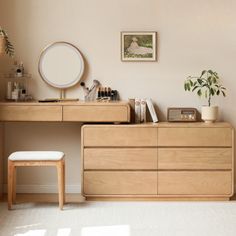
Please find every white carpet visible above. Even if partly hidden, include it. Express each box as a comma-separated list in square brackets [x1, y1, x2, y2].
[1, 201, 236, 236]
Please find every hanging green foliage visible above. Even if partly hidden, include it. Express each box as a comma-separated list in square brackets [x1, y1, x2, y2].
[0, 27, 14, 57]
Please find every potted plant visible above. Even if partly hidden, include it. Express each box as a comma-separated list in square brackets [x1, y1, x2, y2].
[0, 27, 14, 57]
[184, 69, 226, 123]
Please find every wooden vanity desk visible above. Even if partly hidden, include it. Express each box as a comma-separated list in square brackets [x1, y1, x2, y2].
[0, 101, 131, 123]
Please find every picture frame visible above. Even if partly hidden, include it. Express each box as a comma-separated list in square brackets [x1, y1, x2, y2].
[121, 31, 157, 62]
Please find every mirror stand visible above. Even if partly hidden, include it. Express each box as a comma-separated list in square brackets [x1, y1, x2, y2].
[60, 89, 65, 99]
[58, 89, 79, 102]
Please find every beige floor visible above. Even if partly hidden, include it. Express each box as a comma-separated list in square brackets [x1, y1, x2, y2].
[1, 194, 236, 236]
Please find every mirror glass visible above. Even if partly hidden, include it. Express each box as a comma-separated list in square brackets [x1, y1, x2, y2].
[38, 42, 84, 89]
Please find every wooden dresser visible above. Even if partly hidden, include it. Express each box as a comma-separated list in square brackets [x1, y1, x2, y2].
[81, 122, 234, 200]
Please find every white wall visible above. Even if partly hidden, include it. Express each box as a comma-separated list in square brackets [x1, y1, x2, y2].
[0, 0, 236, 192]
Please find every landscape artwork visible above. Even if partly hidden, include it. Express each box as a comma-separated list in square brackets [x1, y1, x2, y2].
[121, 32, 157, 61]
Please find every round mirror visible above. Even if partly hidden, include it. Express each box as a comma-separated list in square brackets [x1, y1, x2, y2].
[38, 42, 84, 89]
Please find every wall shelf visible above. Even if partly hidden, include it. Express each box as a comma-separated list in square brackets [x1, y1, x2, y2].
[0, 73, 32, 79]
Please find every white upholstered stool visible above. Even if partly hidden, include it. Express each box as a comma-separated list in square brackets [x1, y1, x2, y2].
[8, 151, 65, 210]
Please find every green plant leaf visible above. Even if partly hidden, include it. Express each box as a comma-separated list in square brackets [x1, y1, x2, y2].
[197, 79, 202, 85]
[210, 88, 215, 96]
[197, 89, 202, 96]
[187, 83, 191, 91]
[192, 86, 199, 92]
[212, 77, 217, 83]
[184, 83, 188, 91]
[207, 77, 212, 85]
[200, 70, 207, 78]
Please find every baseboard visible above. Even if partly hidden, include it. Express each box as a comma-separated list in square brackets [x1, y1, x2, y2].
[3, 184, 236, 195]
[3, 184, 81, 194]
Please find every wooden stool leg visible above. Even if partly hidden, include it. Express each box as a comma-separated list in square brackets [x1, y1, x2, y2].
[8, 160, 14, 210]
[12, 167, 17, 204]
[63, 160, 65, 204]
[57, 160, 64, 210]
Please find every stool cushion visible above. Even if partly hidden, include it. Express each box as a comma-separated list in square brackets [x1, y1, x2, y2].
[9, 151, 65, 161]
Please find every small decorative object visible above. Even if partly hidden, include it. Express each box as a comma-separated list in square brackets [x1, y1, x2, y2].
[15, 61, 24, 77]
[167, 107, 197, 122]
[184, 70, 226, 123]
[0, 27, 14, 57]
[121, 31, 157, 61]
[97, 87, 118, 101]
[80, 80, 100, 101]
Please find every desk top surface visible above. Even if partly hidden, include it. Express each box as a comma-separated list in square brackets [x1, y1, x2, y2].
[0, 101, 130, 106]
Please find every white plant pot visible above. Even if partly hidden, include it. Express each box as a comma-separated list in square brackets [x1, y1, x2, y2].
[201, 106, 218, 123]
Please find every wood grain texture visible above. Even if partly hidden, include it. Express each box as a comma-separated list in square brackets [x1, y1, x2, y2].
[81, 123, 234, 199]
[85, 197, 230, 201]
[0, 124, 3, 198]
[157, 148, 232, 170]
[8, 159, 65, 210]
[63, 104, 130, 122]
[82, 122, 232, 128]
[84, 148, 157, 170]
[7, 160, 14, 209]
[84, 171, 157, 195]
[157, 171, 232, 195]
[232, 129, 235, 195]
[0, 101, 130, 106]
[157, 127, 232, 147]
[0, 101, 130, 122]
[83, 127, 157, 147]
[56, 159, 65, 210]
[0, 105, 62, 121]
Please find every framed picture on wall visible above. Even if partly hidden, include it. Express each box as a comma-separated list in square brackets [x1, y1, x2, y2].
[121, 31, 157, 61]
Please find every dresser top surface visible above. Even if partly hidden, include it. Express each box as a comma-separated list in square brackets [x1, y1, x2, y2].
[83, 122, 233, 128]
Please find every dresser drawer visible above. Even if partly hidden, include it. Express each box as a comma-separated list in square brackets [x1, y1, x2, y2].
[83, 126, 157, 147]
[158, 148, 232, 170]
[158, 171, 232, 195]
[84, 171, 157, 195]
[63, 105, 130, 122]
[157, 128, 232, 147]
[84, 148, 157, 170]
[0, 105, 62, 121]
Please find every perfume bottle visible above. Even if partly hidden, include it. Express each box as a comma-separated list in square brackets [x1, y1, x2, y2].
[16, 62, 24, 77]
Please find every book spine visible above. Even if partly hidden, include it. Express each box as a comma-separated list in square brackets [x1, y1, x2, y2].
[135, 98, 141, 123]
[140, 99, 147, 123]
[128, 98, 135, 123]
[146, 98, 158, 123]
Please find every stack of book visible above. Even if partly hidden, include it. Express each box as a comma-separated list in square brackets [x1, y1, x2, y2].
[129, 98, 159, 123]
